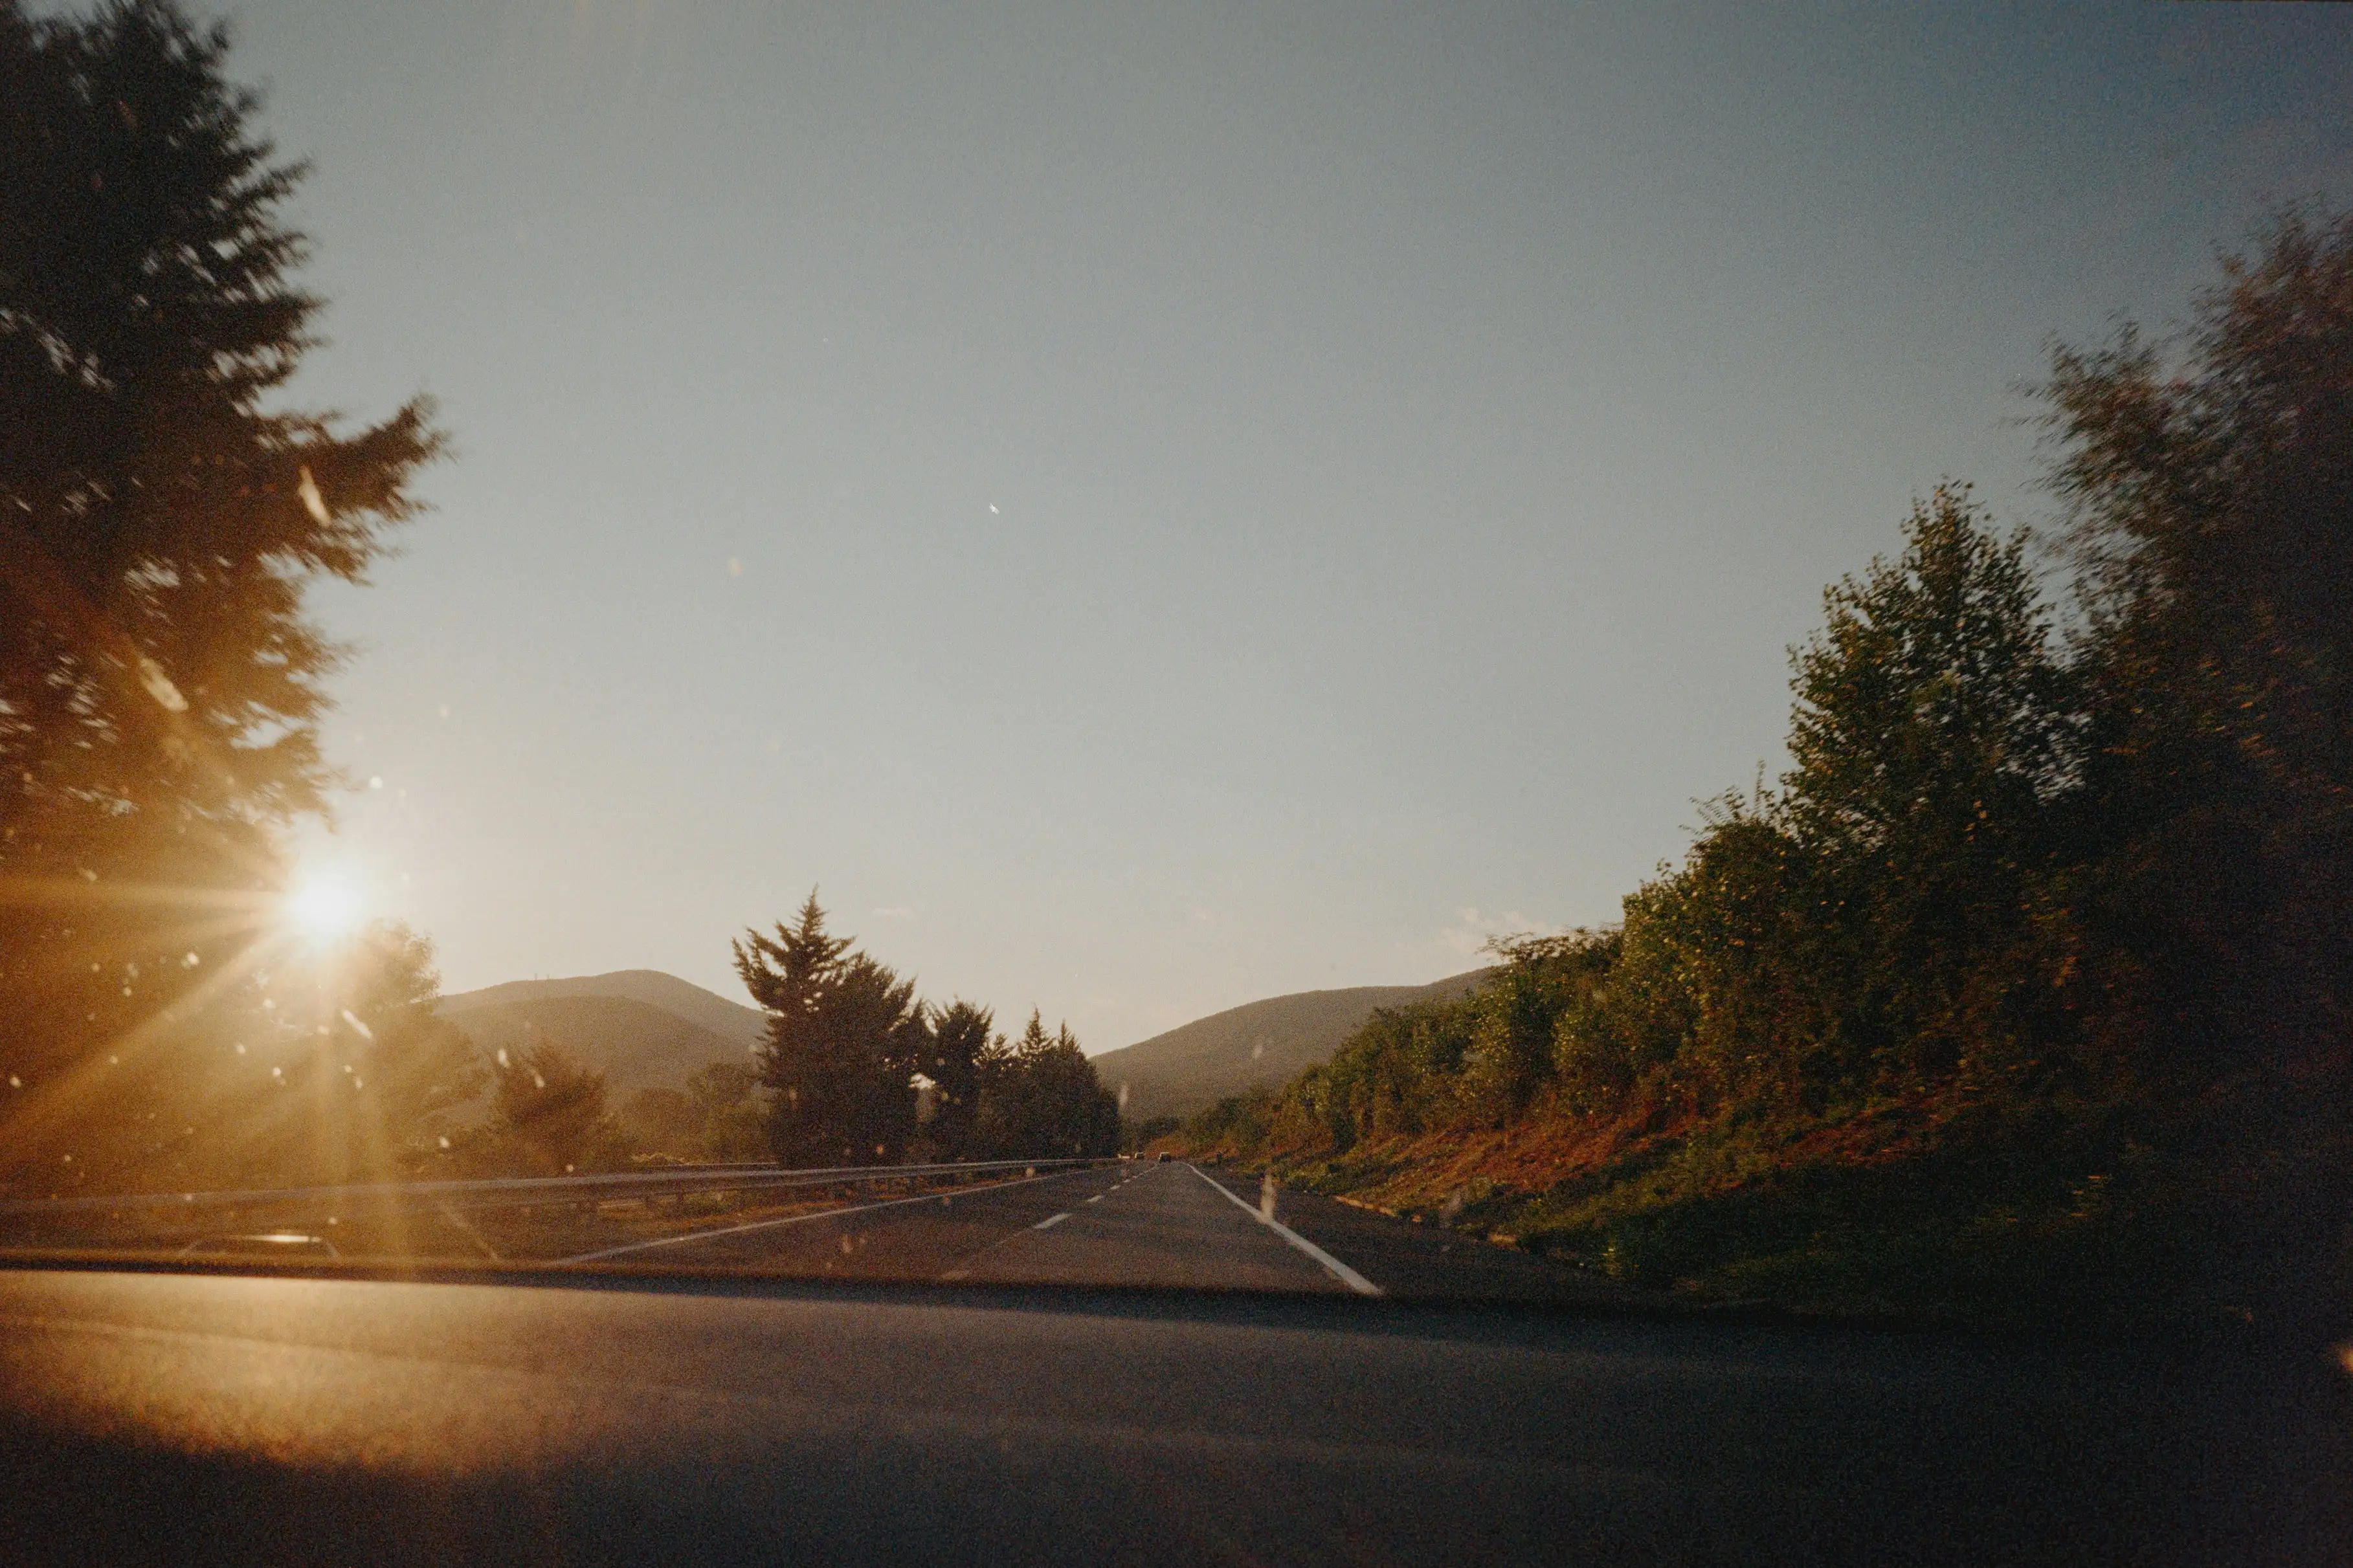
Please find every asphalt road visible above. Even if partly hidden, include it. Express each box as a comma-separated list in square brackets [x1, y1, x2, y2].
[0, 1257, 2342, 1565]
[1, 1164, 2342, 1562]
[563, 1158, 1636, 1305]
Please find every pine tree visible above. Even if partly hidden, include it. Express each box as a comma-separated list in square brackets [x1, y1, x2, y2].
[821, 953, 924, 1161]
[972, 1010, 1118, 1158]
[737, 893, 922, 1164]
[736, 893, 849, 1164]
[733, 892, 852, 1036]
[921, 999, 996, 1159]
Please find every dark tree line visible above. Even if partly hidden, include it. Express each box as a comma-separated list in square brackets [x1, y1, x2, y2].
[736, 896, 1119, 1165]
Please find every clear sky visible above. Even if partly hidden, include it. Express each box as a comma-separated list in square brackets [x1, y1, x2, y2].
[175, 1, 2352, 1048]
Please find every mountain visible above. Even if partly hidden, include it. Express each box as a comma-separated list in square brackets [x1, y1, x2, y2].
[440, 969, 766, 1050]
[432, 966, 1496, 1120]
[436, 971, 764, 1101]
[1089, 969, 1493, 1123]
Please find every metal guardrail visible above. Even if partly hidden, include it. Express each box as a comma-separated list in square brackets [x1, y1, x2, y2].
[0, 1157, 1112, 1222]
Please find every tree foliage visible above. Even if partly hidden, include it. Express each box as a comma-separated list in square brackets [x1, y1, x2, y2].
[487, 1039, 621, 1176]
[306, 923, 486, 1176]
[1261, 491, 2104, 1156]
[0, 0, 442, 1185]
[737, 893, 923, 1164]
[612, 1063, 771, 1162]
[686, 1061, 767, 1160]
[2045, 204, 2353, 1081]
[1234, 210, 2353, 1301]
[968, 1011, 1120, 1160]
[736, 894, 1117, 1164]
[1781, 487, 2080, 1085]
[919, 999, 996, 1158]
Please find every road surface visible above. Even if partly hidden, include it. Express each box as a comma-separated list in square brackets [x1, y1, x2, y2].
[559, 1158, 1621, 1303]
[0, 1251, 2341, 1563]
[0, 1163, 2341, 1563]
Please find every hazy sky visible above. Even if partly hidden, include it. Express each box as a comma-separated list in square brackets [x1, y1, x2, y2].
[174, 1, 2352, 1048]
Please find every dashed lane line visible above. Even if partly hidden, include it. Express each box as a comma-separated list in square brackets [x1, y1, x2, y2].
[941, 1162, 1159, 1281]
[557, 1167, 1104, 1264]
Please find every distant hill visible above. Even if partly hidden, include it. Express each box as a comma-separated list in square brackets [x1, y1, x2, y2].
[441, 969, 765, 1049]
[434, 967, 1497, 1120]
[437, 971, 764, 1101]
[1090, 970, 1494, 1122]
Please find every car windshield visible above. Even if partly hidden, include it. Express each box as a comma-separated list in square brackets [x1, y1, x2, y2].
[2, 0, 2350, 1340]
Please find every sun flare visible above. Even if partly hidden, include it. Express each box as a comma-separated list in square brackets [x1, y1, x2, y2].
[284, 868, 367, 945]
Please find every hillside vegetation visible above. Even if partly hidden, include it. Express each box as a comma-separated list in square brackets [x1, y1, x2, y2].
[1089, 971, 1489, 1122]
[1174, 210, 2353, 1331]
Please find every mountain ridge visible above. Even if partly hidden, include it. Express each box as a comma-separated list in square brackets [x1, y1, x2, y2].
[441, 969, 766, 1050]
[435, 971, 763, 1101]
[434, 967, 1496, 1121]
[1091, 969, 1495, 1122]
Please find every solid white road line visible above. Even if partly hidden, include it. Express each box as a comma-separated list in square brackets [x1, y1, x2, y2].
[1189, 1163, 1383, 1297]
[558, 1167, 1098, 1263]
[1033, 1211, 1071, 1230]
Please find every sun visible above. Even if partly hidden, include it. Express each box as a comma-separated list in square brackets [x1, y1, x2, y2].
[283, 867, 368, 945]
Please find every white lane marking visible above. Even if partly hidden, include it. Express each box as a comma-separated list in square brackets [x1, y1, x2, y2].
[1188, 1164, 1383, 1297]
[1033, 1211, 1071, 1230]
[1085, 1195, 1104, 1204]
[933, 1173, 1128, 1281]
[557, 1168, 1094, 1263]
